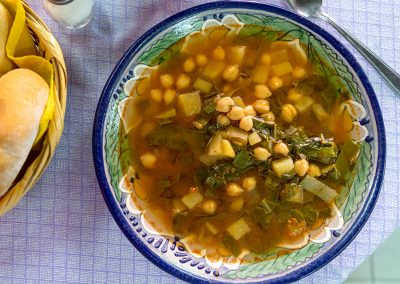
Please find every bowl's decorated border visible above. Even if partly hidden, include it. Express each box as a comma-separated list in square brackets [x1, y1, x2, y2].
[94, 2, 385, 283]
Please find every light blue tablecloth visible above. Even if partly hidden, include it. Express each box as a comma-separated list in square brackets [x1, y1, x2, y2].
[0, 0, 399, 283]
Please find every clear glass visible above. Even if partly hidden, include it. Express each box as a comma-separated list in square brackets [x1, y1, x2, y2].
[43, 0, 94, 29]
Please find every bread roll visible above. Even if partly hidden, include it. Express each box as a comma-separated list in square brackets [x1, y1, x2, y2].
[0, 3, 15, 76]
[0, 69, 49, 197]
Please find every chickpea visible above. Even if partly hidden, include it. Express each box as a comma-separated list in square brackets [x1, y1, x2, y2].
[253, 147, 271, 161]
[196, 54, 208, 66]
[227, 106, 245, 121]
[140, 152, 157, 168]
[183, 57, 196, 73]
[261, 111, 275, 122]
[150, 89, 163, 103]
[281, 104, 298, 123]
[202, 200, 217, 214]
[292, 66, 307, 80]
[160, 74, 174, 88]
[252, 100, 270, 114]
[176, 74, 191, 90]
[261, 53, 271, 65]
[163, 89, 176, 105]
[242, 177, 256, 191]
[307, 163, 321, 177]
[244, 105, 257, 116]
[216, 97, 235, 113]
[274, 142, 289, 156]
[222, 64, 239, 82]
[212, 46, 225, 61]
[294, 159, 309, 177]
[268, 76, 283, 90]
[288, 88, 303, 102]
[227, 183, 244, 196]
[254, 84, 272, 99]
[217, 114, 231, 126]
[239, 116, 253, 132]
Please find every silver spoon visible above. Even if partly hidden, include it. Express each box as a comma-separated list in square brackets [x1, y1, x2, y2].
[286, 0, 400, 94]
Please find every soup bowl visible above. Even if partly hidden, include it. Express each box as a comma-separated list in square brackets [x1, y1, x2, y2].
[92, 2, 385, 283]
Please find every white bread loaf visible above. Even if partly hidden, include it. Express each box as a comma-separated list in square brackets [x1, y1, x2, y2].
[0, 68, 49, 196]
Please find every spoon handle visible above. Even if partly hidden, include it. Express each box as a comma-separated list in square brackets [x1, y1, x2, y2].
[319, 12, 400, 95]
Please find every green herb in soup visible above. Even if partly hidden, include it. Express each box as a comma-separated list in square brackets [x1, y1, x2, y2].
[122, 28, 360, 259]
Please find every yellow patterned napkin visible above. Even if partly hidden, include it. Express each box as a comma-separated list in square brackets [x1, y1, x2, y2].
[1, 0, 55, 146]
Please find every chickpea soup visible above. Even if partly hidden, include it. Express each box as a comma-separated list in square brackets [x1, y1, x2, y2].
[120, 27, 360, 259]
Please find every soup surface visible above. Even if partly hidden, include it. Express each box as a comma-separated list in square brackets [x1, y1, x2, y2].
[121, 27, 360, 259]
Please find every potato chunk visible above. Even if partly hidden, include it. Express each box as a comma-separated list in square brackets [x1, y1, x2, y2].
[202, 60, 226, 80]
[228, 46, 246, 64]
[181, 191, 204, 209]
[227, 218, 251, 240]
[193, 77, 213, 94]
[272, 157, 294, 177]
[271, 62, 293, 76]
[177, 92, 202, 117]
[251, 64, 270, 84]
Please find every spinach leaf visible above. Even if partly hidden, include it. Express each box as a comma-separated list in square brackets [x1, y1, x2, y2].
[264, 174, 281, 191]
[200, 162, 242, 197]
[254, 159, 271, 172]
[287, 129, 338, 164]
[205, 123, 226, 136]
[202, 98, 216, 114]
[200, 147, 272, 196]
[298, 206, 319, 225]
[193, 167, 209, 188]
[296, 74, 328, 94]
[179, 151, 194, 166]
[336, 139, 360, 181]
[233, 148, 271, 172]
[284, 209, 307, 237]
[222, 235, 241, 257]
[273, 124, 286, 140]
[319, 207, 332, 219]
[233, 148, 253, 170]
[147, 125, 206, 152]
[320, 83, 338, 110]
[278, 210, 294, 224]
[157, 174, 180, 198]
[249, 199, 276, 228]
[278, 209, 305, 225]
[259, 199, 277, 214]
[280, 183, 303, 204]
[252, 117, 272, 136]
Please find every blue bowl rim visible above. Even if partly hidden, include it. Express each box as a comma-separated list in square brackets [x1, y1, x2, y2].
[92, 1, 386, 283]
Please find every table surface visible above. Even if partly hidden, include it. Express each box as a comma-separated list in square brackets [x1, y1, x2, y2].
[1, 0, 399, 283]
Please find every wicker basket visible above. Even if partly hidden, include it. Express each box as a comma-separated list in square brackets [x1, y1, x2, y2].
[0, 1, 67, 215]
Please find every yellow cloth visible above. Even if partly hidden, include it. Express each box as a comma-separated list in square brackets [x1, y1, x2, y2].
[1, 0, 55, 146]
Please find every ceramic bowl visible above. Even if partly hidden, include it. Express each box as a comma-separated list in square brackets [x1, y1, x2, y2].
[93, 2, 385, 283]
